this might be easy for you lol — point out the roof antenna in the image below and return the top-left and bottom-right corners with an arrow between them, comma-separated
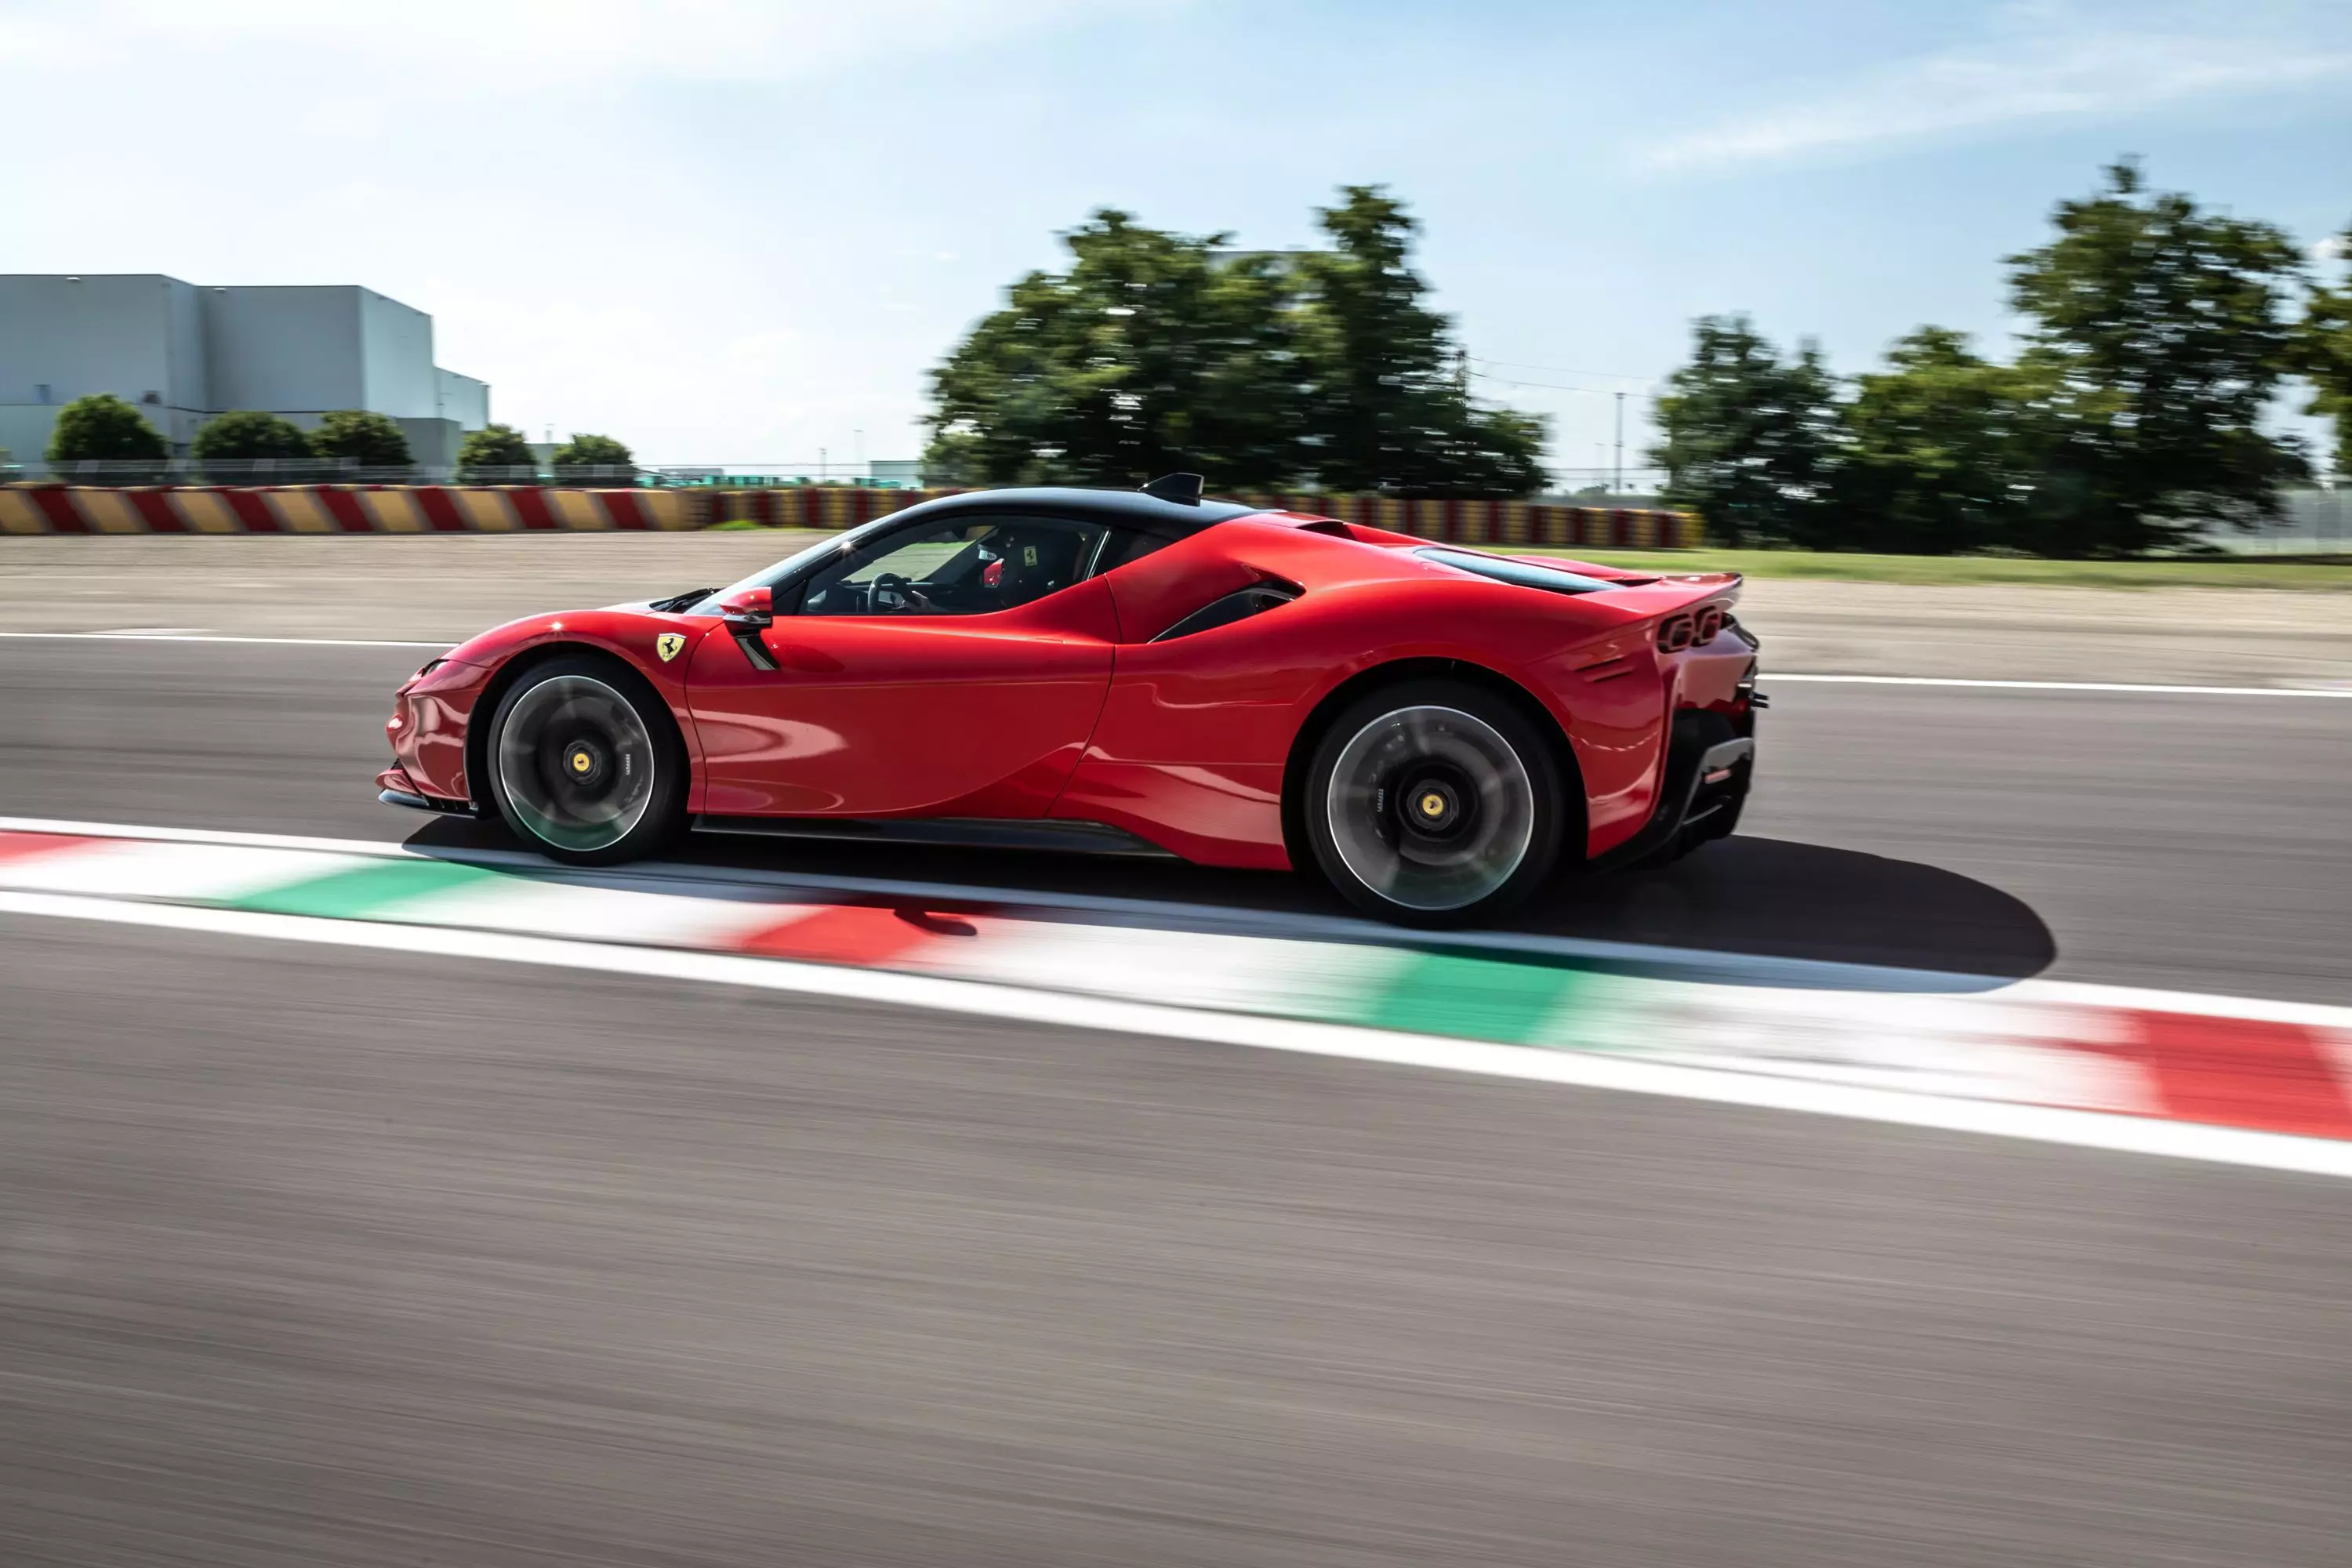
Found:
1141,472 -> 1203,504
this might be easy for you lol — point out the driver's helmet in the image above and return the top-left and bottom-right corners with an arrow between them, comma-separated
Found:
991,528 -> 1080,597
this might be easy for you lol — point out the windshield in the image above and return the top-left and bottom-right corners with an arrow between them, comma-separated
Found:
688,517 -> 904,614
1414,546 -> 1620,596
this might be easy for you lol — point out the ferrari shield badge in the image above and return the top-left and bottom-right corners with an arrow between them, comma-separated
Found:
655,631 -> 686,663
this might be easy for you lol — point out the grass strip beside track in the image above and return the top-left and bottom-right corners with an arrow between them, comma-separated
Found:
701,523 -> 2352,589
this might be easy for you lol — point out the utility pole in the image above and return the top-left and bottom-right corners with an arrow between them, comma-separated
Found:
1613,391 -> 1624,497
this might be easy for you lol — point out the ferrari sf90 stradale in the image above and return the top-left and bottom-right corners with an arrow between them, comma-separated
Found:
380,476 -> 1759,925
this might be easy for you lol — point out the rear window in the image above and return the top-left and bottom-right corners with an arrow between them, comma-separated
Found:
1414,547 -> 1618,596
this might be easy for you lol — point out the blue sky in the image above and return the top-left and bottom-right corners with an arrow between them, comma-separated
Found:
3,0 -> 2347,474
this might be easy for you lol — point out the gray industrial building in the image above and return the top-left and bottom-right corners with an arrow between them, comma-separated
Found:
0,274 -> 489,470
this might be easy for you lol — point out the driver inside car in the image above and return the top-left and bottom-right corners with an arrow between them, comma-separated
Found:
985,529 -> 1082,606
884,527 -> 1083,615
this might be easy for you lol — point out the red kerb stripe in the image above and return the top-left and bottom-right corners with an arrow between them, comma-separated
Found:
0,832 -> 96,862
2117,1011 -> 2352,1140
735,904 -> 983,967
601,491 -> 649,530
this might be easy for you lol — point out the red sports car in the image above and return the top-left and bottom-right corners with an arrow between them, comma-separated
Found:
379,476 -> 1759,926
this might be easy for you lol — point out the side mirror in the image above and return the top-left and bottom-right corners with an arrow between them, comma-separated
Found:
717,585 -> 773,627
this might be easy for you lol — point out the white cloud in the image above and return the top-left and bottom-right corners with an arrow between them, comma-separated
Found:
1642,2 -> 2352,174
0,0 -> 1140,82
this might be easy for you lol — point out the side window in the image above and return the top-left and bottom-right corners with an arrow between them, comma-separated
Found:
797,515 -> 1109,618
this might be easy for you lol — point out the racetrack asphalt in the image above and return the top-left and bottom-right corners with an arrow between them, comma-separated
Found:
3,637 -> 2344,1000
6,914 -> 2352,1568
3,637 -> 2351,1566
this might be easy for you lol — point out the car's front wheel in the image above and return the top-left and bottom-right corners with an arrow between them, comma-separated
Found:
485,655 -> 685,866
1302,678 -> 1565,927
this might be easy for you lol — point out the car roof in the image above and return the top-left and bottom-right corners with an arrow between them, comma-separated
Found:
882,485 -> 1262,535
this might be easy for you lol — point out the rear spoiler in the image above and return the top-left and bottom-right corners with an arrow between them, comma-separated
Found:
1258,510 -> 1740,615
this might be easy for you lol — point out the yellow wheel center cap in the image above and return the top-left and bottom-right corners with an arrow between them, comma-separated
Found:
1419,792 -> 1446,817
570,749 -> 593,775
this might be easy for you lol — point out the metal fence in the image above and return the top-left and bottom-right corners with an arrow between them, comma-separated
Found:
0,459 -> 950,489
2,459 -> 661,487
2188,486 -> 2350,554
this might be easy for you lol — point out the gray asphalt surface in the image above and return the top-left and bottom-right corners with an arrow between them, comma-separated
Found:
5,916 -> 2351,1568
2,637 -> 2345,1000
3,636 -> 2351,1566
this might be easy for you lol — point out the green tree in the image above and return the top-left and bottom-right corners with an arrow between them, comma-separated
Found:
2296,224 -> 2352,481
192,410 -> 314,481
45,393 -> 169,472
1650,316 -> 1844,546
926,209 -> 1310,489
1831,328 -> 2049,554
550,433 -> 637,486
1291,187 -> 1548,497
2006,160 -> 2309,554
458,423 -> 537,484
310,409 -> 414,470
924,187 -> 1548,497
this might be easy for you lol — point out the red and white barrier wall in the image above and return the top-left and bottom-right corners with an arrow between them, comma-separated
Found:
710,486 -> 1702,548
1,483 -> 1700,547
0,485 -> 700,534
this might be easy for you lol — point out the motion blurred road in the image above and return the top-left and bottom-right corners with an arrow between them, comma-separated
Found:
4,634 -> 2350,1566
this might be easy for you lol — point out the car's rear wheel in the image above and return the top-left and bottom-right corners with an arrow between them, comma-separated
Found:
1302,678 -> 1564,927
485,655 -> 685,866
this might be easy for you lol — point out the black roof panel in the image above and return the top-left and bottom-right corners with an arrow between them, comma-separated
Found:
886,485 -> 1261,535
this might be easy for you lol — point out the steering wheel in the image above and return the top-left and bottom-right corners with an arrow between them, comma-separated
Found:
871,572 -> 915,612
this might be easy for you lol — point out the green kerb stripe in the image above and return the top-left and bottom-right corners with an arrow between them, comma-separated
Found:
1362,952 -> 1589,1044
228,858 -> 506,919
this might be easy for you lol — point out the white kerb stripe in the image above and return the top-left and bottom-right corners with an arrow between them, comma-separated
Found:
381,878 -> 824,948
4,890 -> 2351,1181
0,841 -> 364,902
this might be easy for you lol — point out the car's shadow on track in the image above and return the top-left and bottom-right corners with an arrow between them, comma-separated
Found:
1519,836 -> 2056,980
401,819 -> 2053,982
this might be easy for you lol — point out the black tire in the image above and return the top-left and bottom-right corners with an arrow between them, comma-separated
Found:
1301,677 -> 1565,927
483,655 -> 687,866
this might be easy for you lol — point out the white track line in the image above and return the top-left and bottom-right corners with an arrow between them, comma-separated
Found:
1768,673 -> 2352,698
3,888 -> 2348,1180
